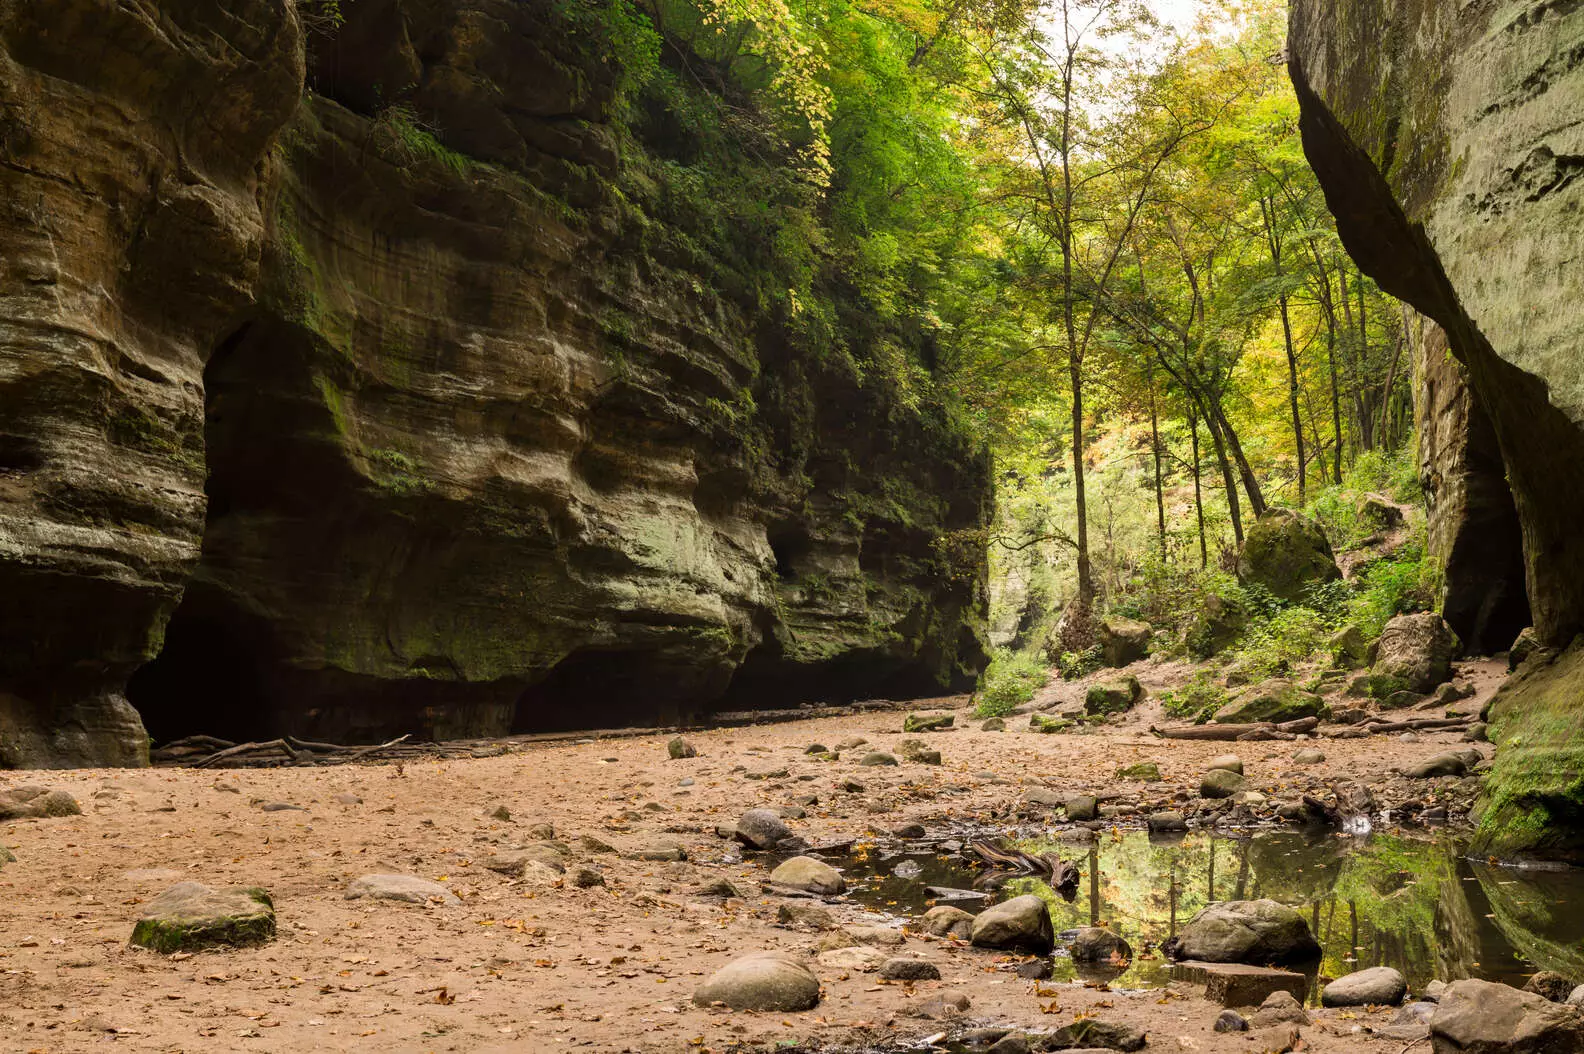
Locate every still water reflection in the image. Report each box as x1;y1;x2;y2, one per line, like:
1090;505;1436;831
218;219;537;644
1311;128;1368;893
833;830;1584;992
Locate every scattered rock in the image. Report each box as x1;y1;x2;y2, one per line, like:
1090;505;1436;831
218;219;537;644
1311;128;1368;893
1187;593;1248;658
571;867;604;888
1323;966;1407;1007
1329;625;1371;669
896;739;942;765
838;778;865;793
129;883;276;954
1214;1010;1249;1032
668;737;698;759
1430;978;1584;1052
1508;627;1539;671
1207;754;1244;774
1166;899;1320;965
981;717;1006;732
1292;748;1325;765
984;1034;1030;1054
1086;676;1144;716
1404;751;1473;779
1066;795;1099;821
768;856;845;895
1015;958;1053;979
1069;927;1132;963
1023;787;1065;808
735;808;792;849
880;957;940;981
693;952;821;1011
485;850;566;877
903;713;954;733
919;905;976;939
260;801;305;812
1567;983;1584;1007
0;786;80;820
1215;680;1326;724
1116;761;1161;781
579;833;617;854
1523;971;1576;1003
1373;612;1459;693
345;874;460;906
805;743;829;754
818;945;886;972
858;751;899;767
776;902;834;927
1044;1018;1146;1051
486;803;511;821
908;991;971;1020
335;792;363;806
1250;990;1310;1027
625;839;686;861
1098;617;1152;668
1200;768;1245;799
970;894;1054;954
526;822;555;839
0;845;13;868
1147;811;1187;833
836;737;868;751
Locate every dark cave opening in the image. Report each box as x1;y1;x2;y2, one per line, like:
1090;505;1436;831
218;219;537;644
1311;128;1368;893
511;649;704;733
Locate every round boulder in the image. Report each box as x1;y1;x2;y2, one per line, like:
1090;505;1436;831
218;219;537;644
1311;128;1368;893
769;856;846;895
919;905;975;940
1373;612;1459;694
1322;966;1407;1007
1069;926;1132;964
1236;509;1342;604
1207;755;1243;775
693;952;821;1011
970;894;1054;954
1166;899;1320;965
1200;768;1245;799
735;808;792;849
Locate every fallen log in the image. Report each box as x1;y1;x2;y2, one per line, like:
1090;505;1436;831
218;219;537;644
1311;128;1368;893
1276;717;1319;734
1150;723;1275;741
193;739;293;768
344;733;412;762
1360;716;1473;734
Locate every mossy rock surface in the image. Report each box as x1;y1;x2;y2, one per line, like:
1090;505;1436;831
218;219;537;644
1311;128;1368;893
1235;509;1341;604
1029;714;1072;734
903;713;954;733
130;883;276;954
1214;680;1327;725
1085;676;1143;716
1116;761;1161;781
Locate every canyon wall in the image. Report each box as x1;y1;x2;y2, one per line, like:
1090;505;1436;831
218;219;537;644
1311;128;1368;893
1289;0;1584;858
0;0;990;764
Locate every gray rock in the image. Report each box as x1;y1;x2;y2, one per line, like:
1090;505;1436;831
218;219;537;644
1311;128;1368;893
1066;795;1099;821
1015;959;1053;979
896;738;942;765
1214;1010;1249;1032
1069;926;1132;963
776;902;834;927
970;894;1054;954
1200;768;1245;799
1523;970;1576;1002
919;905;975;940
1044;1018;1146;1051
818;945;886;972
879;957;940;981
768;856;845;895
526;822;555;839
579;833;617;854
1567;983;1584;1007
693;952;821;1011
668;737;698;759
836;737;868;751
129;882;276;953
1250;989;1310;1027
345;874;461;906
1404;751;1470;779
1323;966;1407;1007
986;1033;1031;1054
624;839;686;861
859;751;899;767
1024;787;1065;808
485;848;566;876
1167;899;1320;965
1098;617;1151;668
1292;748;1325;765
260;801;305;812
0;786;80;820
1373;612;1459;693
1207;754;1244;775
981;717;1007;731
735;808;792;849
1430;978;1584;1052
335;792;363;805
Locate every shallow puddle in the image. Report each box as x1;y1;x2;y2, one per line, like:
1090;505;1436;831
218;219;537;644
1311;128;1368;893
823;829;1584;993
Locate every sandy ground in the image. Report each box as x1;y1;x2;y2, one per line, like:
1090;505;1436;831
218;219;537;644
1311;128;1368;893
0;667;1502;1054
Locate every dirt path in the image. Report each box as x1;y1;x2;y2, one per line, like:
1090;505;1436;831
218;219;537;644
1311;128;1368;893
0;694;1494;1054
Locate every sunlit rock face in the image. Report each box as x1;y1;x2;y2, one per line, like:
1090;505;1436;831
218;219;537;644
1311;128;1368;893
0;0;990;762
1287;0;1583;860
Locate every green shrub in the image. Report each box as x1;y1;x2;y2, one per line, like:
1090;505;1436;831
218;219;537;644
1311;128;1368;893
1231;605;1331;681
1159;671;1229;723
1344;529;1436;638
974;649;1048;717
1056;645;1103;681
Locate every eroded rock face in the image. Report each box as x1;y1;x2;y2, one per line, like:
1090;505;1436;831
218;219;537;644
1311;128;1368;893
0;0;306;766
1287;0;1584;861
0;0;991;760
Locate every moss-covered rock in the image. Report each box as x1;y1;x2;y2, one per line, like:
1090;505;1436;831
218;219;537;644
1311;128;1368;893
1029;714;1072;734
903;713;953;733
1085;676;1143;716
1372;613;1459;694
1473;640;1584;862
1214;680;1327;725
1329;625;1370;670
1235;509;1341;604
130;883;276;954
1097;618;1151;668
1116;761;1161;781
1186;593;1247;659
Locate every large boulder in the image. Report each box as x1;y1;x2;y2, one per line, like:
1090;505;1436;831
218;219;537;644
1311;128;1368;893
1097;618;1151;668
0;786;81;820
970;894;1055;954
1069;927;1132;964
1085;676;1143;716
1214;681;1326;725
1428;979;1584;1053
768;857;846;896
693;952;821;1011
1186;593;1247;658
1323;966;1407;1007
130;883;276;953
1373;613;1459;694
1235;509;1341;604
1165;900;1321;965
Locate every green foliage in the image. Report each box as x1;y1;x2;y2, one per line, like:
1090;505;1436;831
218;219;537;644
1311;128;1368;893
1056;645;1102;681
1345;535;1436;638
1158;670;1228;723
974;648;1047;717
1232;605;1330;680
371;104;473;176
295;0;344;31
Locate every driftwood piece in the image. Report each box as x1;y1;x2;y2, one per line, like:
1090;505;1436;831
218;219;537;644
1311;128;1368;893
1150;722;1275;741
1276;717;1319;734
1361;716;1473;734
193;739;293;768
344;733;412;761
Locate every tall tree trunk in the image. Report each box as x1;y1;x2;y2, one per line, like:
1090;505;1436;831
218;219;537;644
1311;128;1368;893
1324;271;1344;483
1262;196;1304;504
1211;400;1266;518
1339;264;1374;453
1202;396;1244;544
1149;370;1167;561
1190;406;1207;568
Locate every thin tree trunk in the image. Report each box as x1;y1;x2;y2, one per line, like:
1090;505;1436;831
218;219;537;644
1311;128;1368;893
1211;400;1265;518
1202;396;1244;544
1149;370;1167;561
1190;405;1207;569
1325;271;1344;483
1263;196;1304;504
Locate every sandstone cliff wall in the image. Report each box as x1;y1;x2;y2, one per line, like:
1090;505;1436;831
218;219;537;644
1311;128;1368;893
0;0;990;762
1288;0;1584;859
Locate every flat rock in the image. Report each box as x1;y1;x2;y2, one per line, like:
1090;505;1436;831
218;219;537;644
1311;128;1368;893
818;945;886;972
693;952;820;1011
0;786;80;820
1207;754;1244;774
970;894;1054;954
130;882;275;953
1171;961;1308;1007
903;713;953;733
624;839;686;861
1044;1018;1146;1051
1430;978;1584;1052
1023;787;1064;808
1292;748;1325;765
769;856;845;895
1323;966;1406;1007
345;874;460;906
879;957;940;981
734;808;792;849
918;905;975;939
